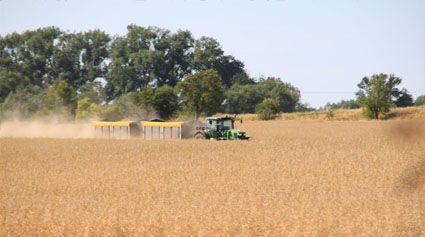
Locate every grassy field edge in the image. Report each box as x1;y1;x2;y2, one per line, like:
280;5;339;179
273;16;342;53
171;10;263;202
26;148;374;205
225;105;425;122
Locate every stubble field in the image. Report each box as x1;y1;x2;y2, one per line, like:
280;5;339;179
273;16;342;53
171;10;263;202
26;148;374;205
1;119;425;236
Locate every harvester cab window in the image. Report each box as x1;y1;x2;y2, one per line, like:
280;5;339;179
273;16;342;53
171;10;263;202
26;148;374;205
222;119;234;130
207;120;217;130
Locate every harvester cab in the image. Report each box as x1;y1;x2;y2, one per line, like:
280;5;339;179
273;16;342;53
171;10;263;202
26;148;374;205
194;116;250;140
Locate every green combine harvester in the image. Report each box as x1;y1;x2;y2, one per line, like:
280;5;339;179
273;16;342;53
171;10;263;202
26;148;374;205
193;116;250;140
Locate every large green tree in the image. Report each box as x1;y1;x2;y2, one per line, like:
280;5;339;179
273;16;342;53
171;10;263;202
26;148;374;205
356;73;413;119
0;27;62;87
0;70;28;103
259;77;300;113
152;30;194;87
131;85;179;119
231;71;256;85
393;88;413;107
224;83;266;114
356;74;398;119
105;25;195;101
102;25;156;101
152;85;179;119
0;27;60;118
193;37;244;88
0;27;110;109
52;29;111;88
176;70;224;120
224;77;300;114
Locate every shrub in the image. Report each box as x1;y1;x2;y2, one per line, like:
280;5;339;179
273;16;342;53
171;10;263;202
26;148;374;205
42;80;77;118
98;105;124;121
326;109;335;120
414;95;425;106
75;98;98;120
256;98;280;120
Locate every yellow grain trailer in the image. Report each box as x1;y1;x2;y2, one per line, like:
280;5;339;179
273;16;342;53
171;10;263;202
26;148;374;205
140;121;183;139
91;121;184;139
91;121;136;139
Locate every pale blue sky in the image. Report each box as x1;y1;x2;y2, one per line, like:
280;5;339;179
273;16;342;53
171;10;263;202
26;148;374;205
1;0;424;108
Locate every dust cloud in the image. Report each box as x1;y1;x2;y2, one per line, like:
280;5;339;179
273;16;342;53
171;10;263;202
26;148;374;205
0;118;94;139
181;120;206;139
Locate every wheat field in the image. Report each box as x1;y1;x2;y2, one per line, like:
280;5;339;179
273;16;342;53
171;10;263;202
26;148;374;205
1;119;425;236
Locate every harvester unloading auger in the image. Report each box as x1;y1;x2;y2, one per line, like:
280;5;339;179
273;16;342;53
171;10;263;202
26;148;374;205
91;116;250;140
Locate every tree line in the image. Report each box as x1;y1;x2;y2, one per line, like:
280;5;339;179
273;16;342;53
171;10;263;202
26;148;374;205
0;25;303;121
1;25;423;121
323;73;424;119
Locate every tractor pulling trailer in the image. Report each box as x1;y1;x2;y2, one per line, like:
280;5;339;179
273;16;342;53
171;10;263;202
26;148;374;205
92;116;250;140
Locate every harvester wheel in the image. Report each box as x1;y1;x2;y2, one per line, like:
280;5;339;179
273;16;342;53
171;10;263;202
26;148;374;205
194;132;206;140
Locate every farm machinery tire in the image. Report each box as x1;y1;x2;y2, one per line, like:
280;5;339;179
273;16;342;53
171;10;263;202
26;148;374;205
194;132;206;140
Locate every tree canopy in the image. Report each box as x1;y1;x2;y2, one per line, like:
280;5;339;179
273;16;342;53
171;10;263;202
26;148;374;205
356;73;411;119
224;77;300;114
322;99;360;110
130;85;178;120
0;25;255;120
176;70;224;120
414;95;425;106
256;98;280;120
4;25;416;122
